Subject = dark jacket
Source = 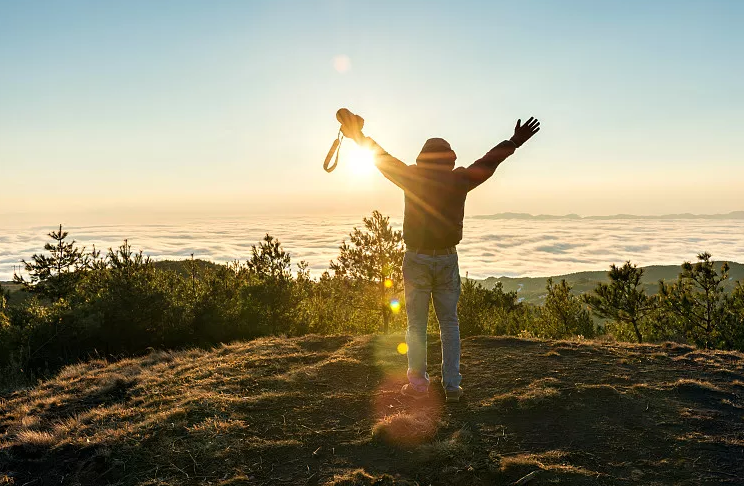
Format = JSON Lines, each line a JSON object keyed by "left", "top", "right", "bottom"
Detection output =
{"left": 366, "top": 139, "right": 516, "bottom": 249}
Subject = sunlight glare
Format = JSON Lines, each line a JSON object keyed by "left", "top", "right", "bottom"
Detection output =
{"left": 397, "top": 342, "right": 408, "bottom": 355}
{"left": 346, "top": 144, "right": 375, "bottom": 177}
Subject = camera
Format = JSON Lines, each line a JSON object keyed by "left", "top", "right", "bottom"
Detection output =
{"left": 323, "top": 108, "right": 364, "bottom": 173}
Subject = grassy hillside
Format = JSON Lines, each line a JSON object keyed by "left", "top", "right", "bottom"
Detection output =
{"left": 2, "top": 334, "right": 743, "bottom": 485}
{"left": 478, "top": 262, "right": 744, "bottom": 305}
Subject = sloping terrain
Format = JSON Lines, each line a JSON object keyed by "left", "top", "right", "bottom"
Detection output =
{"left": 1, "top": 334, "right": 743, "bottom": 485}
{"left": 478, "top": 262, "right": 744, "bottom": 304}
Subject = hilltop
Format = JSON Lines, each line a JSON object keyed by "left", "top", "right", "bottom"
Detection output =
{"left": 2, "top": 334, "right": 743, "bottom": 485}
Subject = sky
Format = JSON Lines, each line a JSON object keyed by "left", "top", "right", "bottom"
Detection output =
{"left": 1, "top": 0, "right": 743, "bottom": 222}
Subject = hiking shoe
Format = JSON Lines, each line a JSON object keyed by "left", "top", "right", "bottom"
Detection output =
{"left": 401, "top": 384, "right": 429, "bottom": 400}
{"left": 445, "top": 387, "right": 464, "bottom": 403}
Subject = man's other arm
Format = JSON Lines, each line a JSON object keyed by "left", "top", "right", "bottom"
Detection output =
{"left": 462, "top": 117, "right": 540, "bottom": 191}
{"left": 462, "top": 140, "right": 517, "bottom": 191}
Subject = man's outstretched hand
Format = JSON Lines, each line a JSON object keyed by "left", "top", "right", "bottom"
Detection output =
{"left": 510, "top": 117, "right": 540, "bottom": 148}
{"left": 337, "top": 109, "right": 366, "bottom": 144}
{"left": 341, "top": 124, "right": 365, "bottom": 144}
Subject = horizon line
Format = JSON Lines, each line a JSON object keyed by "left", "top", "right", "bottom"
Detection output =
{"left": 470, "top": 210, "right": 744, "bottom": 220}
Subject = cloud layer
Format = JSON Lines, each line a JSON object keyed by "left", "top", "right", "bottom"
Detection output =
{"left": 2, "top": 217, "right": 742, "bottom": 281}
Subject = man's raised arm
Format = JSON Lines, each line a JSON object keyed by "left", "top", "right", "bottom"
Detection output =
{"left": 341, "top": 118, "right": 411, "bottom": 190}
{"left": 463, "top": 117, "right": 540, "bottom": 191}
{"left": 362, "top": 137, "right": 411, "bottom": 190}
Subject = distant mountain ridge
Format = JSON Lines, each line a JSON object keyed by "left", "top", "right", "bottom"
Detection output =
{"left": 471, "top": 211, "right": 744, "bottom": 220}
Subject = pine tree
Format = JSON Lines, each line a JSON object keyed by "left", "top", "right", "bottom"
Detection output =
{"left": 658, "top": 253, "right": 731, "bottom": 349}
{"left": 584, "top": 261, "right": 654, "bottom": 342}
{"left": 246, "top": 234, "right": 297, "bottom": 335}
{"left": 247, "top": 234, "right": 292, "bottom": 281}
{"left": 726, "top": 282, "right": 744, "bottom": 350}
{"left": 536, "top": 278, "right": 595, "bottom": 339}
{"left": 13, "top": 224, "right": 89, "bottom": 300}
{"left": 330, "top": 210, "right": 404, "bottom": 333}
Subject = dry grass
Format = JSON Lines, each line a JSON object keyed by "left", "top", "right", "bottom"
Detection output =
{"left": 1, "top": 333, "right": 744, "bottom": 485}
{"left": 498, "top": 450, "right": 600, "bottom": 477}
{"left": 371, "top": 411, "right": 439, "bottom": 447}
{"left": 673, "top": 378, "right": 725, "bottom": 393}
{"left": 15, "top": 429, "right": 56, "bottom": 449}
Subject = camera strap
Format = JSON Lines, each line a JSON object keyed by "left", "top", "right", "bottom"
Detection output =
{"left": 323, "top": 129, "right": 344, "bottom": 173}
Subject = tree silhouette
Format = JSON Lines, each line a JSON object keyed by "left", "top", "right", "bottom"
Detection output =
{"left": 13, "top": 224, "right": 93, "bottom": 300}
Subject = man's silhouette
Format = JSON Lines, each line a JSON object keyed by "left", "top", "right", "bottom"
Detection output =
{"left": 341, "top": 113, "right": 540, "bottom": 402}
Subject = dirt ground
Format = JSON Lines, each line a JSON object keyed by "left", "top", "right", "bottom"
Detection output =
{"left": 1, "top": 333, "right": 743, "bottom": 485}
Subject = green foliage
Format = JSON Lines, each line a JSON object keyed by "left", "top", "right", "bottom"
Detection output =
{"left": 73, "top": 241, "right": 192, "bottom": 354}
{"left": 658, "top": 253, "right": 732, "bottom": 349}
{"left": 13, "top": 224, "right": 96, "bottom": 300}
{"left": 458, "top": 279, "right": 530, "bottom": 336}
{"left": 0, "top": 283, "right": 8, "bottom": 320}
{"left": 330, "top": 210, "right": 405, "bottom": 332}
{"left": 534, "top": 279, "right": 595, "bottom": 339}
{"left": 727, "top": 282, "right": 744, "bottom": 350}
{"left": 243, "top": 234, "right": 305, "bottom": 336}
{"left": 300, "top": 272, "right": 384, "bottom": 334}
{"left": 0, "top": 285, "right": 10, "bottom": 359}
{"left": 248, "top": 234, "right": 292, "bottom": 280}
{"left": 584, "top": 262, "right": 655, "bottom": 342}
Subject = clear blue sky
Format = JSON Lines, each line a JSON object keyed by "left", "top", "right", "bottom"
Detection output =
{"left": 1, "top": 0, "right": 742, "bottom": 220}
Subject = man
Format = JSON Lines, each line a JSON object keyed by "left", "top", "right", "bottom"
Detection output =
{"left": 339, "top": 111, "right": 540, "bottom": 402}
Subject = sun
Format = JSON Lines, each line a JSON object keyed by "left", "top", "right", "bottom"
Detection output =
{"left": 345, "top": 144, "right": 375, "bottom": 177}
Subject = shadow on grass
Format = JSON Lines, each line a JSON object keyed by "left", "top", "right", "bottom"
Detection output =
{"left": 2, "top": 334, "right": 744, "bottom": 485}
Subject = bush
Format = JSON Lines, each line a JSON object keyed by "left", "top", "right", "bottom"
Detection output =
{"left": 533, "top": 279, "right": 594, "bottom": 339}
{"left": 726, "top": 282, "right": 744, "bottom": 350}
{"left": 584, "top": 262, "right": 655, "bottom": 343}
{"left": 458, "top": 279, "right": 531, "bottom": 337}
{"left": 658, "top": 253, "right": 732, "bottom": 349}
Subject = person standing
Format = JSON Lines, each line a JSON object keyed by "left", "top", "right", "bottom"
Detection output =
{"left": 339, "top": 112, "right": 540, "bottom": 402}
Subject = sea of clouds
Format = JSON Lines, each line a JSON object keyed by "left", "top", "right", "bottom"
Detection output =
{"left": 1, "top": 216, "right": 743, "bottom": 281}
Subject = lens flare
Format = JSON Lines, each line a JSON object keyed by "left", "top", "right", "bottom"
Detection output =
{"left": 333, "top": 54, "right": 351, "bottom": 73}
{"left": 397, "top": 342, "right": 408, "bottom": 354}
{"left": 390, "top": 299, "right": 401, "bottom": 313}
{"left": 384, "top": 278, "right": 393, "bottom": 288}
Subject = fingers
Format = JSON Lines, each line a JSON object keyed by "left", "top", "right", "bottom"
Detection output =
{"left": 515, "top": 119, "right": 521, "bottom": 130}
{"left": 523, "top": 117, "right": 540, "bottom": 134}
